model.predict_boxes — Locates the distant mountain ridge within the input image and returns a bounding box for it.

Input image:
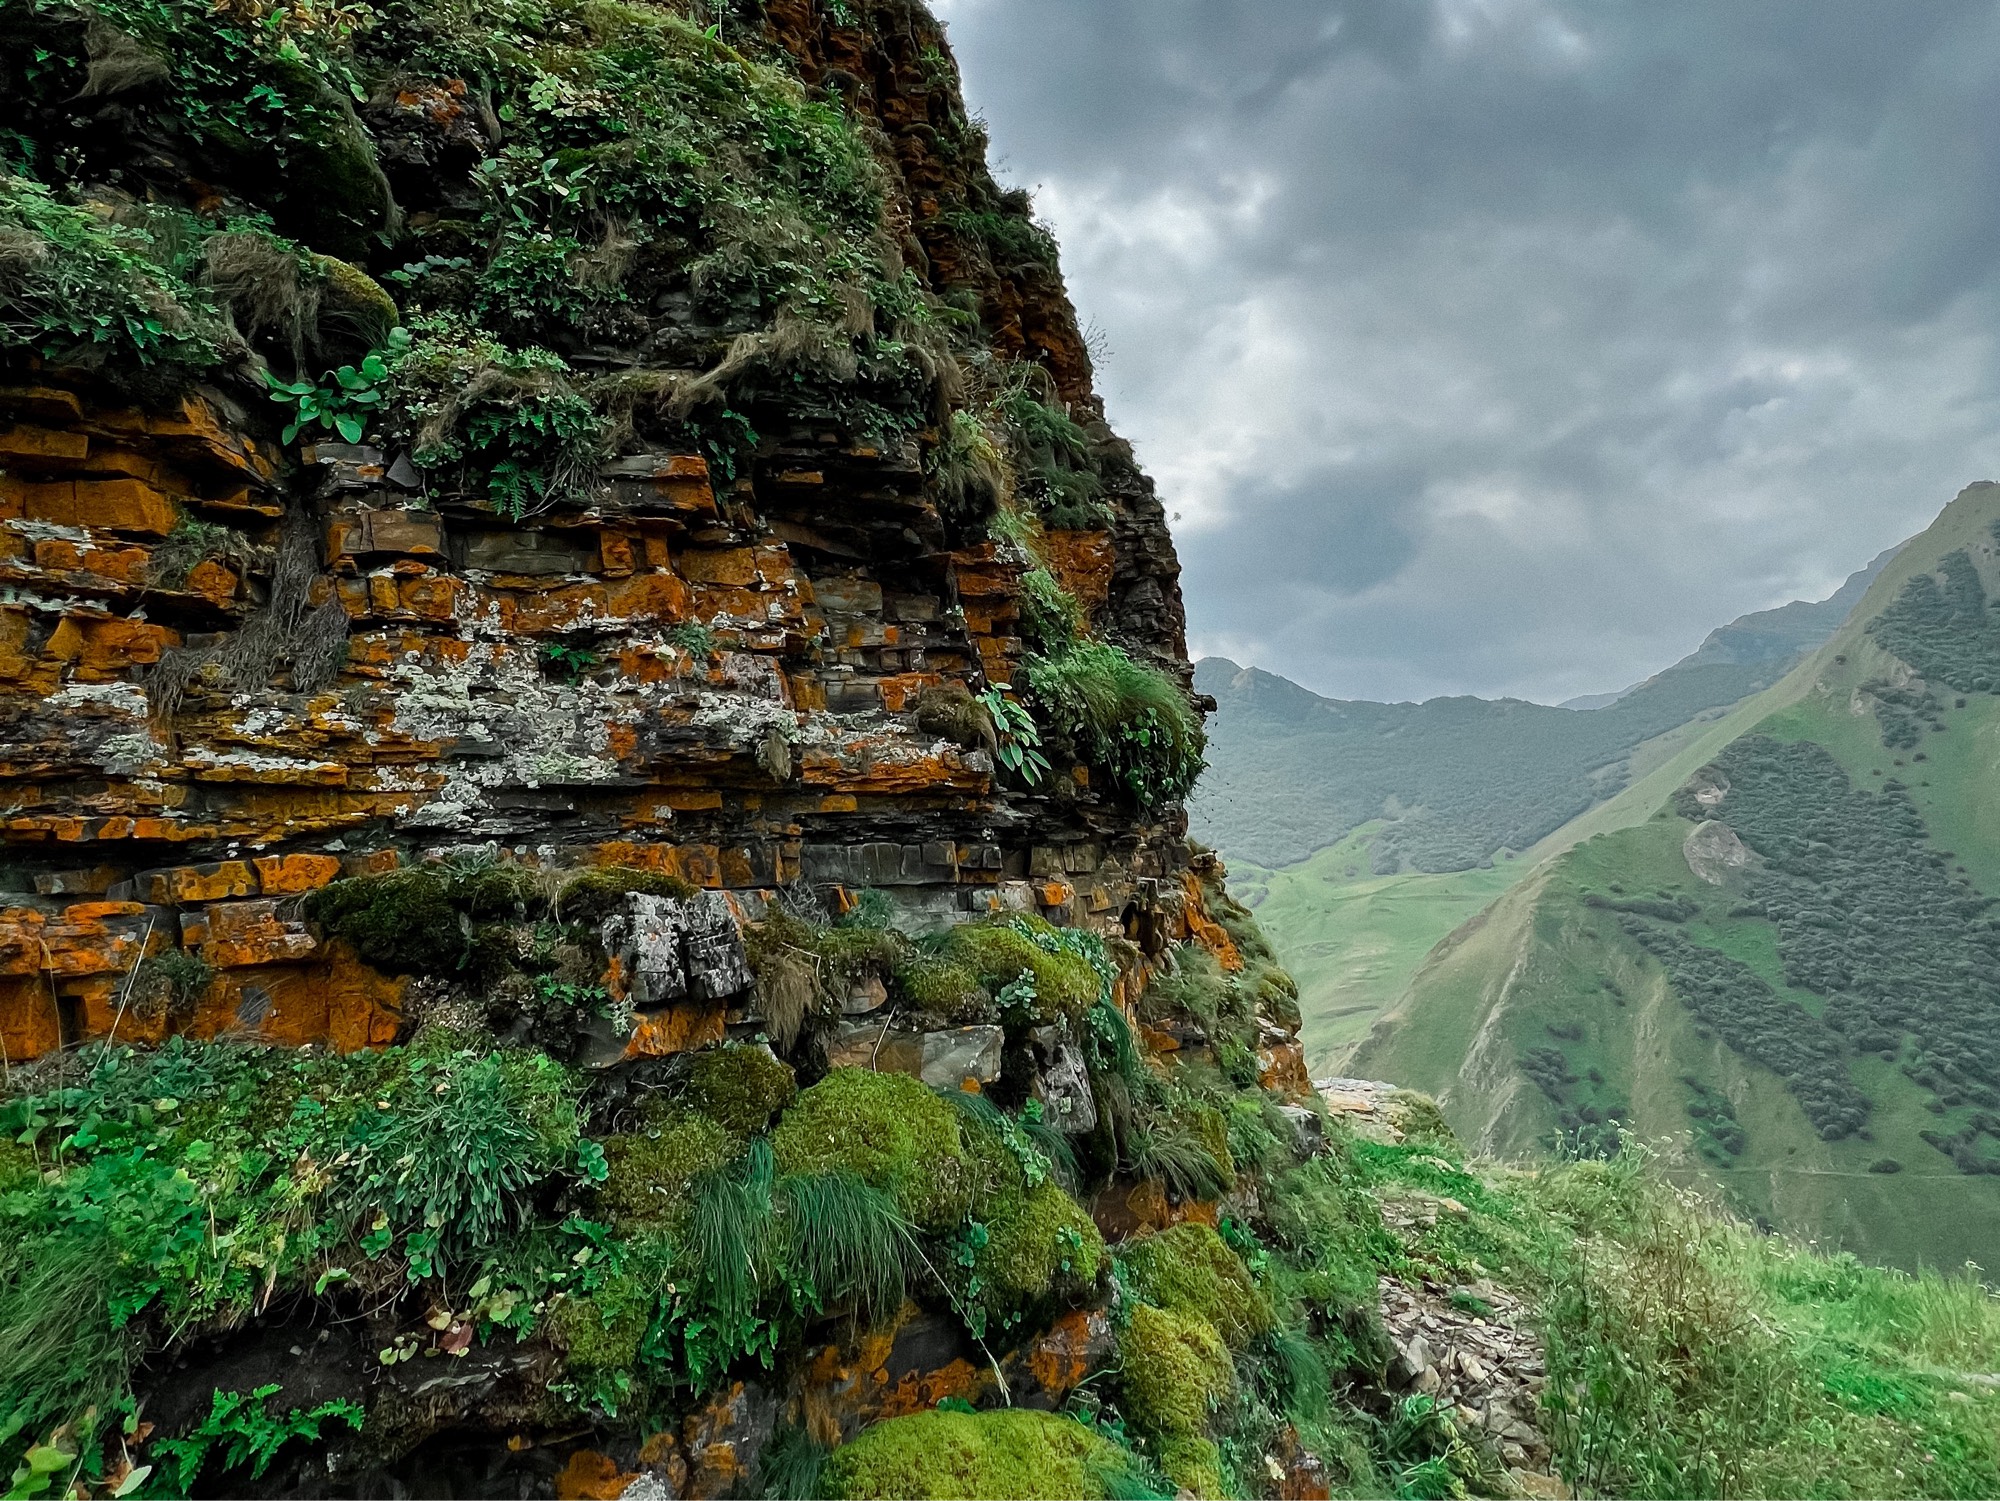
[1191,545,1901,873]
[1560,549,1897,709]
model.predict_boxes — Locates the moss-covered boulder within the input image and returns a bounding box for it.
[594,1111,735,1227]
[769,1068,970,1231]
[1116,1303,1233,1443]
[938,921,1100,1024]
[821,1408,1139,1500]
[302,863,537,974]
[975,1179,1105,1315]
[1117,1221,1274,1350]
[893,952,995,1024]
[556,866,697,927]
[682,1043,796,1136]
[547,1279,652,1371]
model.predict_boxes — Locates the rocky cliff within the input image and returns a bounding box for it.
[0,3,1341,1497]
[0,0,1216,1066]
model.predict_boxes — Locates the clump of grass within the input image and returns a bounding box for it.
[743,908,903,1050]
[1020,641,1204,811]
[1124,1110,1233,1204]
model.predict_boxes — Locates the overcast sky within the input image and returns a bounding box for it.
[931,0,2000,704]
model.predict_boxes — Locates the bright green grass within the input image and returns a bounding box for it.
[1233,830,1522,1073]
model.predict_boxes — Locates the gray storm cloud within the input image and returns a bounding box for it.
[932,0,2000,703]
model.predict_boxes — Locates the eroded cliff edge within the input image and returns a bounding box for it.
[0,1,1338,1496]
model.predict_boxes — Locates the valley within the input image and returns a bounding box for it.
[1205,486,2000,1272]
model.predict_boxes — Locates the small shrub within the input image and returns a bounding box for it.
[147,517,257,591]
[0,174,226,372]
[343,1049,582,1274]
[129,946,214,1021]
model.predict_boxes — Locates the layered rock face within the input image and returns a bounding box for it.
[0,0,1206,1065]
[0,5,1349,1499]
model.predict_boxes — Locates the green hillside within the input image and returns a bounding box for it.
[1191,548,1895,874]
[1354,483,2000,1272]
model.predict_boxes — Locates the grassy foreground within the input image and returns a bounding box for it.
[1345,1135,2000,1500]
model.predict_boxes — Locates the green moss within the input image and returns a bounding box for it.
[594,1111,735,1227]
[1116,1303,1232,1441]
[557,866,697,928]
[1189,1105,1238,1193]
[548,1275,651,1370]
[0,1139,39,1194]
[1155,1437,1225,1500]
[302,863,542,974]
[1387,1091,1459,1150]
[314,254,399,348]
[913,681,997,750]
[893,953,994,1024]
[304,868,458,976]
[1118,1222,1274,1351]
[939,923,1099,1024]
[975,1178,1105,1314]
[770,1068,970,1231]
[682,1044,796,1137]
[821,1408,1132,1501]
[962,1114,1029,1225]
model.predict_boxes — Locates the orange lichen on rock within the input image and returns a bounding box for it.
[1182,871,1245,971]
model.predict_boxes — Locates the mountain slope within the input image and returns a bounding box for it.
[1353,484,2000,1271]
[1191,547,1899,874]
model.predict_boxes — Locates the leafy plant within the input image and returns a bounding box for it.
[0,174,223,372]
[542,642,600,682]
[979,687,1050,786]
[667,622,716,657]
[265,346,392,445]
[347,1050,582,1278]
